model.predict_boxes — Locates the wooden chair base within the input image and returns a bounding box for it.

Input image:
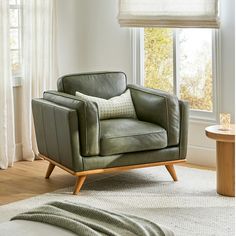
[45,163,55,179]
[43,155,184,195]
[73,176,87,195]
[165,164,178,181]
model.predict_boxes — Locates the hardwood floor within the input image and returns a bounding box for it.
[0,160,215,205]
[0,160,75,205]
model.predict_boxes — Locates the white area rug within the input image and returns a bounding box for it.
[0,166,234,236]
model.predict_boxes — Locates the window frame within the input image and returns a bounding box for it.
[9,0,22,87]
[132,28,220,122]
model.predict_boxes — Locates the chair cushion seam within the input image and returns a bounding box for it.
[101,131,166,140]
[45,91,86,104]
[62,71,127,80]
[84,103,88,155]
[165,97,170,140]
[128,86,171,98]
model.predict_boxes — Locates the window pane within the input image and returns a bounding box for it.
[10,50,21,75]
[10,29,19,49]
[10,9,19,27]
[144,28,173,93]
[179,29,213,111]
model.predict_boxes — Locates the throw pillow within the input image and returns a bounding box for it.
[75,89,136,120]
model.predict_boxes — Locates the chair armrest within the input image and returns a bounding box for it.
[32,98,83,171]
[43,91,100,156]
[128,84,180,146]
[179,100,189,159]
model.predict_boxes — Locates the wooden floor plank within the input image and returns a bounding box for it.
[0,160,75,205]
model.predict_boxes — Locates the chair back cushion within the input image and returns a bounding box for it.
[58,71,127,99]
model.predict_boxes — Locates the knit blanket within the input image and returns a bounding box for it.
[11,201,174,236]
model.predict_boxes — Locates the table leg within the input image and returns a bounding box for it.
[216,141,235,197]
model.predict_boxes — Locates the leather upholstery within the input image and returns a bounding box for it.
[58,71,127,99]
[128,84,180,147]
[32,71,189,173]
[83,147,180,171]
[32,99,83,171]
[179,100,189,159]
[100,118,167,156]
[43,91,100,156]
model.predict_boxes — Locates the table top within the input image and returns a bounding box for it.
[205,124,235,142]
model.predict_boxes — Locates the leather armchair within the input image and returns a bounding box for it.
[32,72,189,194]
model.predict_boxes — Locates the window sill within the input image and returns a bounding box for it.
[12,76,22,87]
[190,117,217,125]
[189,109,217,125]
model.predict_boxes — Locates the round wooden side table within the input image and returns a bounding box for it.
[205,124,235,197]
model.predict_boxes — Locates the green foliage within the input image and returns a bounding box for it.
[144,28,213,111]
[144,28,173,93]
[180,62,212,111]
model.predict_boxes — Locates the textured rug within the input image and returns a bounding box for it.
[0,166,234,236]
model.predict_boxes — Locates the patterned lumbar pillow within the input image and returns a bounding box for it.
[75,89,137,120]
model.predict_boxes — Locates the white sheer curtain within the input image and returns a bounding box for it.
[0,0,16,169]
[21,0,58,160]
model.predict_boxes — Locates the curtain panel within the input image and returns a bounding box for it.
[21,0,58,160]
[118,0,220,28]
[0,0,16,169]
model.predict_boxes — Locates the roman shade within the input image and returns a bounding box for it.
[118,0,220,28]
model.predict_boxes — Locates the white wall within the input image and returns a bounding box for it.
[220,0,235,120]
[56,0,82,75]
[56,0,132,80]
[187,121,216,167]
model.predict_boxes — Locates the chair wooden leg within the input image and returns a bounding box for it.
[165,164,178,181]
[73,176,87,195]
[45,163,55,179]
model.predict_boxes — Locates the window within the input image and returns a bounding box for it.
[9,0,22,77]
[135,28,218,120]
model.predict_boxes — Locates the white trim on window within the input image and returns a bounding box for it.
[190,29,221,122]
[173,30,180,96]
[132,28,220,122]
[131,28,143,85]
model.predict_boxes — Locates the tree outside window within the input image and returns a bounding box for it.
[144,28,213,112]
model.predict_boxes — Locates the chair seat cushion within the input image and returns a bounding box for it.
[100,118,168,156]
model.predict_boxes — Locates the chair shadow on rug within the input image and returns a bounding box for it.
[78,167,178,192]
[32,71,189,194]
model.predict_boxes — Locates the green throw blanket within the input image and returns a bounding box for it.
[11,201,174,236]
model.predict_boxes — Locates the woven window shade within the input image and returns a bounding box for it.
[118,0,220,28]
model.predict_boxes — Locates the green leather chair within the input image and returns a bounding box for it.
[32,71,189,194]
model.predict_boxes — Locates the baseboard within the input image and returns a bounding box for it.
[15,143,23,161]
[186,145,216,168]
